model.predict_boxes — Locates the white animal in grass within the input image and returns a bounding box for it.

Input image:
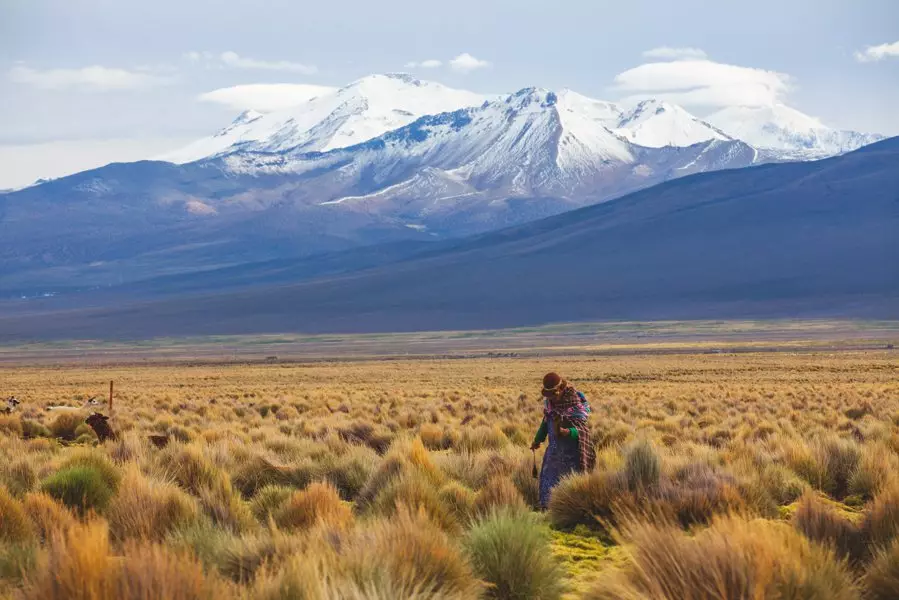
[45,396,107,412]
[2,396,20,414]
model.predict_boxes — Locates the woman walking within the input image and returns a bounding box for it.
[531,372,595,509]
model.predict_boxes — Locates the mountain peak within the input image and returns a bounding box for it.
[613,98,729,148]
[705,104,882,158]
[507,87,558,108]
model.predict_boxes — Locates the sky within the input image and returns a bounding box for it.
[0,0,897,188]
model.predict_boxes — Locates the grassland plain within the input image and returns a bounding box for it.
[0,348,898,599]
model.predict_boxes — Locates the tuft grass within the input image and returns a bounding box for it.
[40,465,117,515]
[465,509,567,600]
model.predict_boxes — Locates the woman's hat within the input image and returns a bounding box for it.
[542,372,563,392]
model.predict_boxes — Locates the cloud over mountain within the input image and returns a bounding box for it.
[613,58,792,108]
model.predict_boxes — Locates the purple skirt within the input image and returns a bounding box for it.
[539,415,582,509]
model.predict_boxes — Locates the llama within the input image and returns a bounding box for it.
[2,396,20,414]
[85,413,117,442]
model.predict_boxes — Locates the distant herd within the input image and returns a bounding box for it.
[3,395,169,447]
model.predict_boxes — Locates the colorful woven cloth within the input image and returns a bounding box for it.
[539,383,596,508]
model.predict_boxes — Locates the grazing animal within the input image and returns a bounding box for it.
[85,413,117,442]
[148,434,170,449]
[46,396,105,412]
[2,396,20,414]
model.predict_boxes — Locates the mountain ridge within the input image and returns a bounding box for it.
[3,137,896,340]
[0,75,886,298]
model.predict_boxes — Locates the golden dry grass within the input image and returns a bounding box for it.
[0,350,896,598]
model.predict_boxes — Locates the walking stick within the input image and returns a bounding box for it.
[532,449,539,479]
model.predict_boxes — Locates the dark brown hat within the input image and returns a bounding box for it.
[542,372,562,391]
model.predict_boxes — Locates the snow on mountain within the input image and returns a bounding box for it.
[161,74,488,164]
[217,86,756,228]
[706,104,884,159]
[614,99,731,148]
[224,88,637,193]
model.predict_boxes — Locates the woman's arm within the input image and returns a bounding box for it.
[531,418,548,448]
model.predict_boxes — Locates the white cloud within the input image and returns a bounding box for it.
[449,53,490,73]
[218,51,317,74]
[404,59,443,69]
[183,51,214,63]
[198,83,337,112]
[8,65,173,91]
[642,46,707,61]
[855,40,899,62]
[613,59,792,108]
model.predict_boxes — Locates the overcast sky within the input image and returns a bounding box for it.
[1,0,897,188]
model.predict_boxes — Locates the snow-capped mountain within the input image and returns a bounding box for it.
[706,104,884,159]
[214,87,756,229]
[614,99,732,148]
[164,74,882,170]
[161,74,489,163]
[1,74,886,295]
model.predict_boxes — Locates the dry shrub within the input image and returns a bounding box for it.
[548,471,629,535]
[473,475,527,518]
[356,454,407,509]
[211,530,308,584]
[322,444,378,500]
[0,486,32,543]
[793,492,864,564]
[249,484,292,521]
[369,471,459,533]
[404,436,445,484]
[337,421,393,454]
[465,509,566,600]
[21,492,77,541]
[344,505,481,599]
[0,540,38,585]
[510,455,541,509]
[2,459,38,497]
[0,415,23,437]
[439,481,476,524]
[21,419,52,439]
[157,444,221,494]
[849,443,899,502]
[21,519,115,600]
[48,411,86,441]
[108,431,150,465]
[862,481,899,549]
[434,451,497,490]
[274,481,353,531]
[419,423,448,450]
[457,426,509,453]
[252,550,334,600]
[655,463,746,527]
[114,541,234,600]
[756,462,808,505]
[231,454,314,498]
[107,465,200,541]
[21,518,233,600]
[624,439,662,491]
[196,472,256,534]
[357,438,443,511]
[865,538,899,600]
[811,435,862,499]
[587,515,859,600]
